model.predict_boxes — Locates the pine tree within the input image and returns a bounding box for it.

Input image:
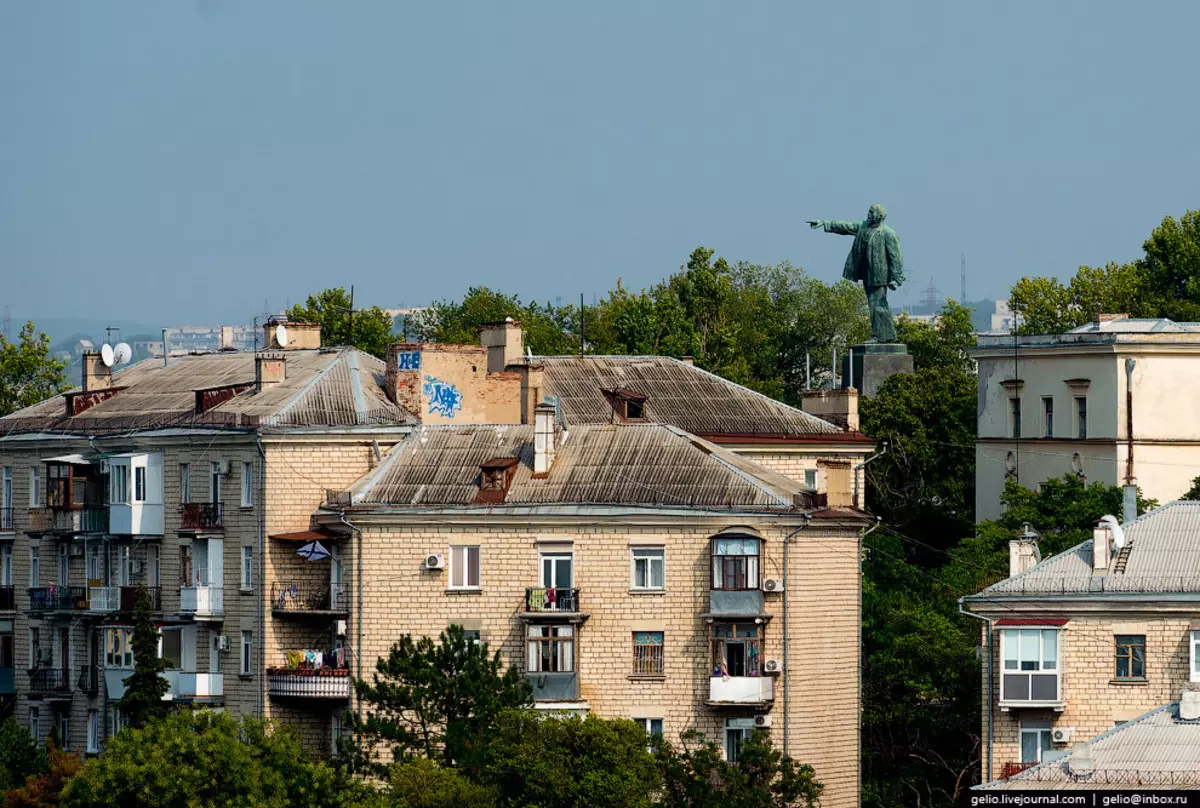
[118,583,169,729]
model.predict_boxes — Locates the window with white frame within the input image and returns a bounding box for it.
[241,630,253,675]
[29,467,41,508]
[240,462,253,507]
[210,463,222,504]
[724,718,754,762]
[86,710,99,754]
[110,464,130,505]
[105,627,133,669]
[634,717,664,750]
[29,546,39,586]
[108,708,125,738]
[1000,628,1060,703]
[449,545,480,589]
[631,547,665,591]
[240,546,253,591]
[134,467,146,502]
[711,536,760,590]
[160,629,182,670]
[804,469,818,490]
[526,624,574,673]
[180,463,190,503]
[1191,630,1200,683]
[29,707,40,744]
[1020,721,1053,764]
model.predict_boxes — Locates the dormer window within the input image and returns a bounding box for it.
[474,457,519,504]
[602,388,649,422]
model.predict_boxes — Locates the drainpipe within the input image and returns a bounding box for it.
[853,441,888,509]
[959,601,993,783]
[1124,358,1136,486]
[256,435,266,718]
[338,510,362,725]
[781,514,811,755]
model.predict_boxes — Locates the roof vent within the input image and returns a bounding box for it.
[601,388,649,422]
[473,457,519,504]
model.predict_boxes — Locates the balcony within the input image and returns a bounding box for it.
[27,507,108,535]
[27,586,88,613]
[88,586,161,613]
[267,668,351,700]
[708,635,774,707]
[708,675,773,706]
[28,667,72,698]
[179,586,224,619]
[179,503,224,533]
[0,586,14,611]
[1001,761,1038,779]
[521,588,585,621]
[0,507,12,532]
[525,671,580,702]
[163,671,224,703]
[77,666,98,697]
[999,672,1063,710]
[271,582,350,616]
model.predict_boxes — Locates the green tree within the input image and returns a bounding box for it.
[1142,208,1200,321]
[1010,262,1152,335]
[0,322,69,418]
[1182,476,1200,501]
[349,624,532,774]
[417,287,578,356]
[480,711,659,808]
[60,711,378,808]
[5,743,82,808]
[895,301,976,373]
[117,584,168,729]
[0,718,44,793]
[655,729,822,808]
[289,287,396,358]
[387,758,497,808]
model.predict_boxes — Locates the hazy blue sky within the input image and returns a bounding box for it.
[3,1,1199,326]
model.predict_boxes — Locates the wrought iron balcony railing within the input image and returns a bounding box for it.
[28,667,70,694]
[271,582,350,615]
[180,503,224,531]
[524,587,581,613]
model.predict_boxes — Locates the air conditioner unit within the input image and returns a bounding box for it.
[335,619,347,638]
[217,635,230,652]
[763,658,784,675]
[761,578,784,593]
[424,553,446,570]
[217,460,232,476]
[753,714,773,728]
[1051,727,1073,744]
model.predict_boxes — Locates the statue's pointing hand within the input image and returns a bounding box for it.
[806,220,823,230]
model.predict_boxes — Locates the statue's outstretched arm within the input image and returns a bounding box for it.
[812,220,861,236]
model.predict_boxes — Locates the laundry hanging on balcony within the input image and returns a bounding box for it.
[296,541,330,561]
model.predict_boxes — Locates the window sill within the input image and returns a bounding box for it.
[238,506,254,511]
[445,588,482,595]
[627,674,666,682]
[1110,678,1148,686]
[629,589,666,596]
[238,673,254,681]
[238,588,254,595]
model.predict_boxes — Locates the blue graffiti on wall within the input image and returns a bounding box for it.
[423,375,464,418]
[393,351,421,371]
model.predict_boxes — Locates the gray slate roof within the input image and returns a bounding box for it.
[0,348,412,434]
[345,422,807,510]
[980,702,1200,790]
[536,355,851,439]
[971,501,1200,598]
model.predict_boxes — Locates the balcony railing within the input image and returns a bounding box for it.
[179,586,224,618]
[120,586,161,612]
[27,586,88,612]
[1000,671,1061,707]
[28,667,71,695]
[1001,761,1038,779]
[708,675,773,706]
[179,503,224,532]
[267,668,351,700]
[711,638,764,678]
[271,582,350,615]
[27,507,108,534]
[77,665,98,696]
[88,585,161,613]
[524,588,581,613]
[0,507,12,531]
[163,671,224,702]
[0,586,14,611]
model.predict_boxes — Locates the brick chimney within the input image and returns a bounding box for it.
[533,401,556,477]
[1093,520,1112,571]
[81,351,112,392]
[801,388,859,431]
[479,318,524,372]
[263,321,321,350]
[1008,523,1041,577]
[385,343,422,414]
[220,326,235,351]
[256,354,286,390]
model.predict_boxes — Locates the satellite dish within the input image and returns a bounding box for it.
[100,344,115,368]
[275,324,289,347]
[113,342,133,366]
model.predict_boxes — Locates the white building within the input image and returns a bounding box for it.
[990,299,1021,334]
[972,315,1200,522]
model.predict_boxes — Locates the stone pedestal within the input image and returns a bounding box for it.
[841,343,913,398]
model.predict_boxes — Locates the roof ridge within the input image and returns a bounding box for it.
[270,349,352,421]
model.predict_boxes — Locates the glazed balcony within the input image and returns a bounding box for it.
[179,503,223,533]
[0,507,12,532]
[179,586,224,619]
[28,667,71,697]
[271,582,350,616]
[163,671,224,703]
[27,506,108,535]
[267,668,351,700]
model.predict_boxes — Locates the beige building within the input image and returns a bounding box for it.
[962,501,1200,786]
[0,318,873,806]
[973,315,1200,522]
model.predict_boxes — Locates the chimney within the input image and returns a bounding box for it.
[1008,523,1042,577]
[801,388,860,431]
[533,401,556,477]
[520,363,545,425]
[256,354,286,390]
[1094,313,1130,324]
[220,326,235,351]
[1181,685,1200,721]
[1123,483,1138,524]
[1093,520,1112,571]
[81,351,112,392]
[680,356,695,366]
[385,343,422,414]
[263,320,321,351]
[479,318,524,373]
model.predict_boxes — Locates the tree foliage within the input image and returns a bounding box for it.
[416,287,579,356]
[387,758,497,808]
[289,287,396,358]
[656,729,822,808]
[5,743,82,808]
[895,301,976,373]
[0,321,69,418]
[117,583,169,729]
[0,719,45,794]
[348,624,532,774]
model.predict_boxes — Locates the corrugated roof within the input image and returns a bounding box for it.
[980,702,1200,790]
[971,501,1200,598]
[536,355,849,438]
[346,422,806,510]
[0,349,412,434]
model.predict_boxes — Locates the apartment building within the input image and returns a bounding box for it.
[972,314,1200,521]
[962,501,1200,786]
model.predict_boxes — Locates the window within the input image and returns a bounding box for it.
[240,546,254,591]
[624,397,645,420]
[1192,631,1200,683]
[149,545,160,586]
[180,463,190,503]
[134,467,146,502]
[87,545,102,582]
[29,467,41,508]
[240,630,252,675]
[1115,635,1146,680]
[110,464,129,505]
[57,713,69,749]
[29,627,40,668]
[59,544,68,585]
[462,629,481,645]
[634,717,664,750]
[107,708,125,738]
[449,546,480,589]
[211,633,223,673]
[632,631,664,675]
[29,707,40,745]
[711,536,760,590]
[712,623,762,677]
[631,547,665,591]
[1042,397,1054,438]
[1,545,10,586]
[804,469,818,490]
[29,547,39,586]
[1009,397,1022,439]
[540,551,573,589]
[2,466,11,520]
[105,628,133,669]
[160,630,182,670]
[86,710,99,754]
[331,712,346,757]
[210,463,222,504]
[240,462,254,507]
[526,624,574,673]
[1020,722,1053,764]
[1000,628,1060,703]
[1075,397,1087,439]
[724,718,754,762]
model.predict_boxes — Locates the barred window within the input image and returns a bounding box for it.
[632,631,664,676]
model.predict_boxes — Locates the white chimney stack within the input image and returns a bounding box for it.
[533,401,556,477]
[1093,520,1112,571]
[1181,686,1200,721]
[1008,523,1042,578]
